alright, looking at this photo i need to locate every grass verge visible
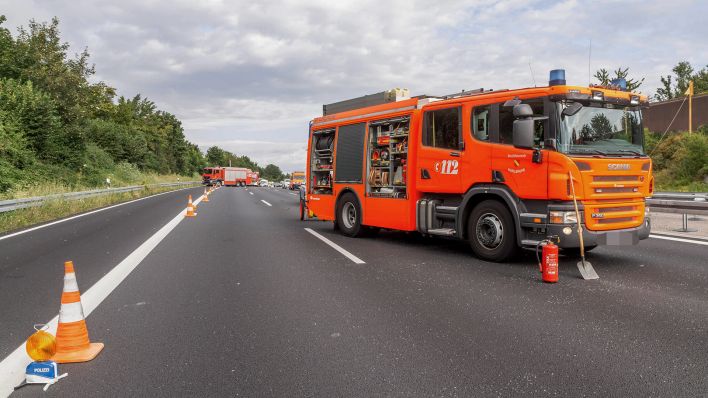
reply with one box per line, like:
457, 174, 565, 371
0, 183, 200, 235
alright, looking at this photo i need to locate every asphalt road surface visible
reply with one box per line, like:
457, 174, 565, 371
3, 186, 707, 397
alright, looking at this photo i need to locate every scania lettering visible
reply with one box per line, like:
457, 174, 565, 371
304, 75, 653, 261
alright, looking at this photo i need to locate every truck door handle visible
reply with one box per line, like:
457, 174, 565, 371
421, 168, 431, 179
450, 152, 460, 157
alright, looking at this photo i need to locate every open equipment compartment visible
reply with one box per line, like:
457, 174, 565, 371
310, 127, 335, 194
366, 116, 410, 199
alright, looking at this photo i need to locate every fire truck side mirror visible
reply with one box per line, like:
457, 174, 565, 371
512, 119, 534, 149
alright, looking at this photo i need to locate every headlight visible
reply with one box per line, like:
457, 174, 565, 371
550, 211, 578, 224
644, 207, 650, 218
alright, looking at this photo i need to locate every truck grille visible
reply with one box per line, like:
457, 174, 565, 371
586, 174, 644, 200
584, 201, 644, 231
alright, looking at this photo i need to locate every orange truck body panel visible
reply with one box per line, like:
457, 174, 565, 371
306, 84, 652, 248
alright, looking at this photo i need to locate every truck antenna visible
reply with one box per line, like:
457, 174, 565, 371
588, 38, 592, 86
528, 60, 537, 87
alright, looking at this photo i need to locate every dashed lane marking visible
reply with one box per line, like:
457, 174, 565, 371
649, 234, 708, 246
261, 200, 272, 207
304, 228, 366, 264
249, 192, 254, 195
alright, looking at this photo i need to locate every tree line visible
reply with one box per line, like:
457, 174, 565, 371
0, 16, 284, 193
594, 61, 708, 101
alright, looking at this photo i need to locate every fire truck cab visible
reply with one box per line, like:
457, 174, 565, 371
202, 167, 224, 186
305, 71, 653, 261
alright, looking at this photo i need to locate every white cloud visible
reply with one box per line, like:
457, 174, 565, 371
2, 0, 707, 171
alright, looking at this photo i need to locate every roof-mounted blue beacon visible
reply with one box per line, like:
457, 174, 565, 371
549, 69, 566, 86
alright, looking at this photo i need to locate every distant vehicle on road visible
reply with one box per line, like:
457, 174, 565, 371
223, 167, 249, 187
202, 167, 224, 186
282, 179, 290, 189
204, 166, 253, 186
247, 171, 259, 186
259, 179, 269, 187
290, 172, 305, 190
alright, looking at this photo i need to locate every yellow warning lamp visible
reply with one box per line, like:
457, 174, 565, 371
26, 325, 57, 361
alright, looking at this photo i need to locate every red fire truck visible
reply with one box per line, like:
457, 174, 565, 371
304, 72, 653, 261
202, 167, 250, 186
202, 167, 224, 186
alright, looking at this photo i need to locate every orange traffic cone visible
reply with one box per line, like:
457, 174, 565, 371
185, 195, 197, 217
202, 187, 209, 202
52, 261, 104, 363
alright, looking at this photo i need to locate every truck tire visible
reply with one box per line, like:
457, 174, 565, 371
468, 200, 518, 262
336, 192, 364, 237
299, 199, 305, 221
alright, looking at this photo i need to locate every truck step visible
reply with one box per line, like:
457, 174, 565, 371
427, 228, 456, 236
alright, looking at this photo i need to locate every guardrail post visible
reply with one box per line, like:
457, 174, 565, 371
674, 213, 697, 233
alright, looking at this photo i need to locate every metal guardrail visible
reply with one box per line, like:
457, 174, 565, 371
650, 191, 708, 201
647, 192, 708, 232
0, 181, 201, 213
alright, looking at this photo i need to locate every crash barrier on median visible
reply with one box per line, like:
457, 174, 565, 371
648, 193, 708, 232
52, 261, 104, 363
0, 181, 202, 213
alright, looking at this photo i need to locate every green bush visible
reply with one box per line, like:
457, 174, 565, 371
113, 162, 142, 184
675, 132, 708, 181
647, 129, 708, 190
80, 143, 115, 187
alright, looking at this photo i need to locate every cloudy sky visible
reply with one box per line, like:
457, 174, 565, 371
2, 0, 707, 172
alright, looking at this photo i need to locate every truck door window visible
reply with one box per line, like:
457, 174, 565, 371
472, 106, 491, 141
498, 100, 545, 147
423, 107, 461, 150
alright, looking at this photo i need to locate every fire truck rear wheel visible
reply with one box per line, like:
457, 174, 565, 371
336, 193, 363, 237
299, 199, 305, 221
468, 200, 518, 262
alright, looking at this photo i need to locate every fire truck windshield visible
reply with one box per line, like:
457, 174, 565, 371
556, 102, 645, 156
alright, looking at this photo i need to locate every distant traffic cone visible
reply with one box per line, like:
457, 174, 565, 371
202, 187, 209, 202
185, 195, 197, 217
52, 261, 104, 363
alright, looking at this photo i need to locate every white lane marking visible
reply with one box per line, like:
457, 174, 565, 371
261, 200, 272, 207
0, 186, 199, 242
649, 234, 708, 246
304, 228, 366, 264
0, 195, 205, 396
249, 192, 254, 195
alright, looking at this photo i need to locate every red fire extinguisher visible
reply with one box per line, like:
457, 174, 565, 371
536, 237, 559, 283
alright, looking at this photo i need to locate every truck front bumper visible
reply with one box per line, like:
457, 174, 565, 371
547, 216, 651, 248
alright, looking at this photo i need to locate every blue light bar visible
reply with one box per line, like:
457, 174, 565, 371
610, 78, 627, 91
549, 69, 566, 86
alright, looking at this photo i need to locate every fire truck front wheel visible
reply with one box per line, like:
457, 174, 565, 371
336, 193, 364, 237
468, 200, 518, 262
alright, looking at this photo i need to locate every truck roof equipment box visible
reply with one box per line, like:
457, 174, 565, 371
323, 88, 410, 116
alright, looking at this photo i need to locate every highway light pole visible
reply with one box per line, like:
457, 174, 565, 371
687, 80, 694, 134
